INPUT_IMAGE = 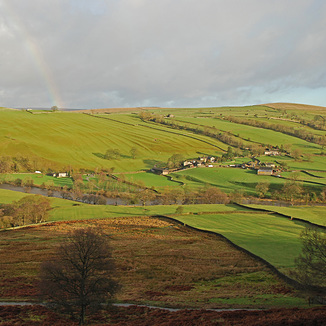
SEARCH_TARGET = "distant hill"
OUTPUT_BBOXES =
[77,107,168,114]
[264,102,326,112]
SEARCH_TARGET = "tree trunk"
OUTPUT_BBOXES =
[79,304,86,325]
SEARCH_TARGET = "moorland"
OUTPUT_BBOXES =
[0,103,326,324]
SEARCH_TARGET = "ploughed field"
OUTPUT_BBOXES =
[0,217,304,309]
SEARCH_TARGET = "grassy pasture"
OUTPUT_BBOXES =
[283,156,326,172]
[246,204,326,227]
[119,171,179,189]
[0,173,74,187]
[164,105,276,119]
[0,188,33,204]
[173,212,306,271]
[1,105,324,173]
[0,188,254,221]
[0,109,224,172]
[265,154,326,172]
[281,171,326,186]
[49,201,255,222]
[174,117,323,154]
[265,102,326,114]
[170,167,290,195]
[0,217,304,308]
[254,117,326,137]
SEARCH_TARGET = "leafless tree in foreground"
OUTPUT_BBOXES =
[39,227,120,325]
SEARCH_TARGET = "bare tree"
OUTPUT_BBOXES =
[39,227,119,325]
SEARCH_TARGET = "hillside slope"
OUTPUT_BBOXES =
[0,109,225,172]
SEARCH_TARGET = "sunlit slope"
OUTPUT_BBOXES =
[265,102,326,112]
[0,110,225,171]
[174,213,305,270]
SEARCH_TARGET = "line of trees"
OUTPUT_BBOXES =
[256,179,326,204]
[0,155,73,174]
[139,112,254,152]
[0,195,51,228]
[224,115,326,148]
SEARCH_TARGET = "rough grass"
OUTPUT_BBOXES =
[0,217,304,309]
[2,305,326,326]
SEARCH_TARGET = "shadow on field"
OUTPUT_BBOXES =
[93,152,106,159]
[143,159,166,168]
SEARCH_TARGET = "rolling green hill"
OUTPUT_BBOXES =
[0,109,225,172]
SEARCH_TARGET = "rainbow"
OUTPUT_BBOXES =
[2,0,64,108]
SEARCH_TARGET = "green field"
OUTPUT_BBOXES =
[174,116,323,154]
[0,173,74,187]
[246,204,326,227]
[0,187,312,273]
[1,106,325,175]
[171,167,325,196]
[119,171,179,189]
[1,103,326,305]
[173,213,307,271]
[171,167,285,195]
[0,188,253,221]
[0,109,225,172]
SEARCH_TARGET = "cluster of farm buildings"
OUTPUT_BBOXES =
[152,147,281,176]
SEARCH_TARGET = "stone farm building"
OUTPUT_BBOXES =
[257,166,273,175]
[51,172,68,178]
[151,167,169,175]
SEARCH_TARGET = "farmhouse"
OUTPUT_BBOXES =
[264,148,280,156]
[198,156,215,164]
[264,162,276,168]
[242,161,259,169]
[151,167,169,175]
[257,167,273,175]
[183,160,194,168]
[51,172,68,178]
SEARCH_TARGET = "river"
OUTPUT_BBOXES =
[0,183,126,205]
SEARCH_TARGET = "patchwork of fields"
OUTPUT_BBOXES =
[1,103,326,314]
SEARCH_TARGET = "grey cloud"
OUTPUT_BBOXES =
[0,0,325,108]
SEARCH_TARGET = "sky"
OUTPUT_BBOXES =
[0,0,326,109]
